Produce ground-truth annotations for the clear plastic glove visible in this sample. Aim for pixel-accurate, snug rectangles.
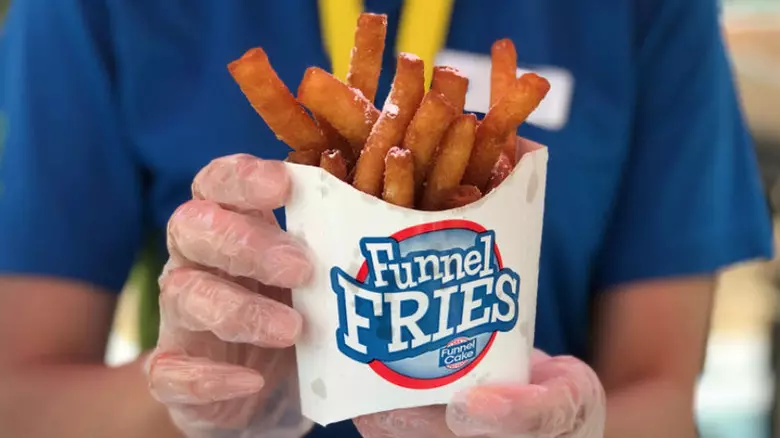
[145,154,314,438]
[354,350,606,438]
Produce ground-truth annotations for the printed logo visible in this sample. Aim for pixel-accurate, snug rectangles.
[439,337,477,370]
[330,220,521,389]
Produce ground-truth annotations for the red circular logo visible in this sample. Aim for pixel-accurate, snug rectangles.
[354,219,504,390]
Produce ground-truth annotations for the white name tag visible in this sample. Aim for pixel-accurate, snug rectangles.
[434,49,575,131]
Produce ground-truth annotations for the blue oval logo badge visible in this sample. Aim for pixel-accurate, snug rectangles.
[330,219,521,389]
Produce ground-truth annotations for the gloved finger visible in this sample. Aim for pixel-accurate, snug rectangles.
[170,391,262,431]
[154,323,235,360]
[167,199,312,288]
[160,267,303,347]
[446,356,604,437]
[531,347,552,365]
[192,154,290,213]
[147,353,264,405]
[354,405,454,438]
[447,384,574,437]
[166,357,305,433]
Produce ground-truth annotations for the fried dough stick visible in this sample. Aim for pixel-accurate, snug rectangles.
[490,39,519,163]
[437,185,482,210]
[298,67,380,153]
[422,114,477,210]
[347,13,388,103]
[462,73,550,190]
[316,118,355,163]
[317,12,387,162]
[485,151,514,193]
[320,149,349,181]
[431,66,469,113]
[353,53,425,197]
[382,147,415,208]
[228,48,328,152]
[286,150,321,166]
[401,90,458,189]
[490,39,518,107]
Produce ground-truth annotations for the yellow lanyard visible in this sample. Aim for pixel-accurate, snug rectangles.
[318,0,455,88]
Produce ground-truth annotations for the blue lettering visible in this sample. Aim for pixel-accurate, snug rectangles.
[331,231,521,364]
[438,338,478,368]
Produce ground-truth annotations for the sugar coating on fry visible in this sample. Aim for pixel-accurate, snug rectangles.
[438,185,482,210]
[347,13,387,103]
[286,149,321,166]
[319,149,349,181]
[228,48,328,152]
[297,67,380,152]
[422,114,477,210]
[463,73,550,190]
[485,152,514,194]
[431,66,469,113]
[491,39,519,163]
[382,147,415,208]
[401,90,458,188]
[353,53,425,197]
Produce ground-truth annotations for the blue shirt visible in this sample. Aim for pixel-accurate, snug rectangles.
[0,0,772,436]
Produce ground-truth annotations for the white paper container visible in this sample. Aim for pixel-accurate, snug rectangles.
[285,140,548,426]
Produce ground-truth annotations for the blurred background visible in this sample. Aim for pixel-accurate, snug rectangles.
[2,0,779,437]
[697,2,780,437]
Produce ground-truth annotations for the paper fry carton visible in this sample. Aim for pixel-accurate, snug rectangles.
[284,140,548,426]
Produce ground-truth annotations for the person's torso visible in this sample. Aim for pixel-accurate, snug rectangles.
[109,1,636,435]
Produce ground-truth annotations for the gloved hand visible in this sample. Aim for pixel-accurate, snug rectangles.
[354,350,606,438]
[145,154,314,438]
